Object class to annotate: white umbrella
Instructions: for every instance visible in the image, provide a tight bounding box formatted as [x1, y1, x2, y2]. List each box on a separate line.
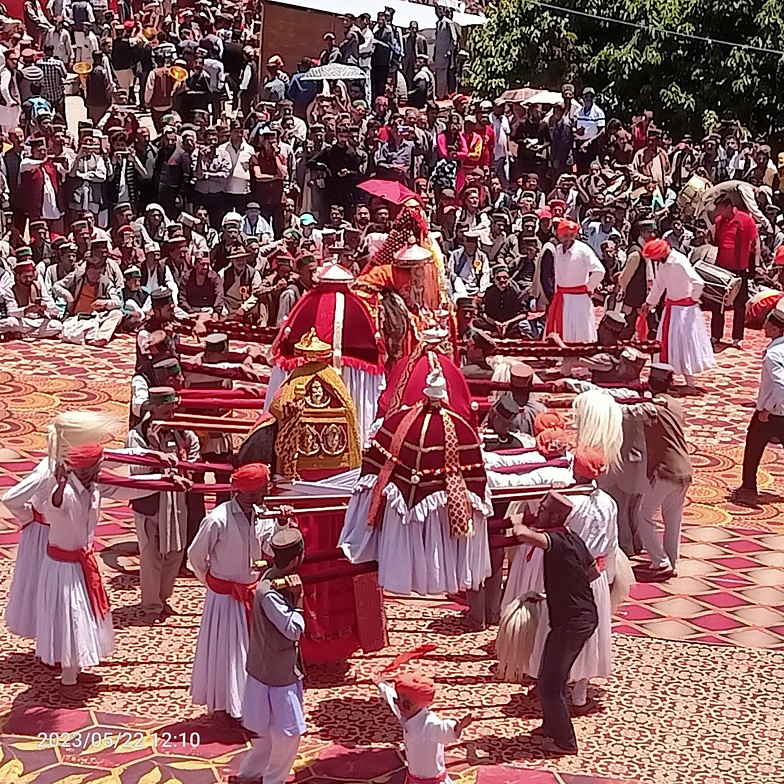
[522, 90, 564, 106]
[302, 64, 367, 81]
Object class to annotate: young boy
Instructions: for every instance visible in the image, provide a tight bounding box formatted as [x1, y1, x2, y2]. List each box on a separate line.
[374, 671, 472, 783]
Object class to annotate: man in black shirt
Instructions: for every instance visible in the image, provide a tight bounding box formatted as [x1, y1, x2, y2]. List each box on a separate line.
[313, 127, 363, 210]
[477, 264, 531, 337]
[513, 491, 598, 754]
[370, 11, 395, 98]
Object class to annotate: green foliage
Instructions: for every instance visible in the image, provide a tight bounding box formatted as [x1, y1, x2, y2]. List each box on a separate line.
[465, 0, 784, 137]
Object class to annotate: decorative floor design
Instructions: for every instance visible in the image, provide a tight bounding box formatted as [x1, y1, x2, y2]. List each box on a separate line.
[1, 557, 782, 784]
[1, 327, 784, 782]
[618, 525, 784, 649]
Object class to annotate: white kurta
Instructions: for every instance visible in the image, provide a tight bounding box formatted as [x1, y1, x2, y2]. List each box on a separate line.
[125, 426, 200, 556]
[552, 239, 604, 342]
[61, 310, 124, 345]
[1, 281, 62, 338]
[646, 250, 715, 378]
[502, 486, 618, 682]
[377, 680, 459, 783]
[34, 474, 115, 669]
[339, 475, 492, 596]
[33, 470, 160, 668]
[2, 458, 54, 638]
[241, 590, 307, 737]
[188, 499, 282, 718]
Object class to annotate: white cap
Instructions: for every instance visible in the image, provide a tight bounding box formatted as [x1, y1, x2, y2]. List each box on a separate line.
[144, 241, 160, 253]
[319, 262, 354, 283]
[394, 243, 431, 264]
[769, 298, 784, 325]
[222, 211, 242, 227]
[422, 327, 448, 344]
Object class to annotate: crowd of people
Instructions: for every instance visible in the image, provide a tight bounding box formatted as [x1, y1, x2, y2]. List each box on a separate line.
[2, 1, 784, 783]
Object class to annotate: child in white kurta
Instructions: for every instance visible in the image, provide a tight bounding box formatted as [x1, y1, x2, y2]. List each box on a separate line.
[33, 445, 167, 688]
[2, 458, 55, 638]
[643, 246, 715, 385]
[375, 672, 471, 784]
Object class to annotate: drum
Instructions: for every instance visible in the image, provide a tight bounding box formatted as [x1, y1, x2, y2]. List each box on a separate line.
[694, 260, 742, 311]
[677, 174, 712, 211]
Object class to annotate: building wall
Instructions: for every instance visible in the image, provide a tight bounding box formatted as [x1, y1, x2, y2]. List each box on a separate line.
[261, 3, 342, 71]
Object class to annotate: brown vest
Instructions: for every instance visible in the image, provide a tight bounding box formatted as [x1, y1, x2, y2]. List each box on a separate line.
[246, 569, 304, 687]
[150, 68, 174, 108]
[12, 280, 41, 307]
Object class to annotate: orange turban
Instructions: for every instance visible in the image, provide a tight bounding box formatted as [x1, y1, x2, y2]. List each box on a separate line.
[533, 409, 565, 434]
[556, 219, 580, 239]
[66, 443, 104, 468]
[641, 238, 671, 260]
[231, 462, 270, 492]
[396, 672, 436, 707]
[536, 427, 568, 459]
[573, 445, 607, 479]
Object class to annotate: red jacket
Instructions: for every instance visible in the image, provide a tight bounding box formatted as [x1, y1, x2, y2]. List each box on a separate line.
[715, 210, 758, 272]
[20, 159, 60, 220]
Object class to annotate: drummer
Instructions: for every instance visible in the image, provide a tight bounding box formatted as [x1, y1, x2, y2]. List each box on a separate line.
[707, 194, 759, 349]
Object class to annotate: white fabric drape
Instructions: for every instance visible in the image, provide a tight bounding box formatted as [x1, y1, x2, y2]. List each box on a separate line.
[339, 474, 492, 595]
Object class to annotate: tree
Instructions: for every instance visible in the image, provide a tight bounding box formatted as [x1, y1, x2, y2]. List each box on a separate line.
[465, 0, 784, 137]
[464, 0, 588, 96]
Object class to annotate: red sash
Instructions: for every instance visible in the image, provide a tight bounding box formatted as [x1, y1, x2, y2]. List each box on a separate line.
[46, 543, 110, 621]
[206, 572, 258, 626]
[634, 311, 649, 341]
[405, 772, 448, 784]
[660, 298, 697, 362]
[544, 285, 590, 337]
[21, 506, 49, 531]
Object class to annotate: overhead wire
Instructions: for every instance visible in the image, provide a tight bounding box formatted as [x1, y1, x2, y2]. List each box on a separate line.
[532, 0, 784, 57]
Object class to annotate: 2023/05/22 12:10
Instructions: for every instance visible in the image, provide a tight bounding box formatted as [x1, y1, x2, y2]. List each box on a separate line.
[36, 731, 202, 750]
[155, 732, 202, 749]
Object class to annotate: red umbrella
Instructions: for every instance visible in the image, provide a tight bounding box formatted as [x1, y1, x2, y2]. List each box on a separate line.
[357, 178, 422, 205]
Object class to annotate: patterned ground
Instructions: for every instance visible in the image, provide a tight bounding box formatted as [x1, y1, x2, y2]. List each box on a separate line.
[0, 325, 783, 783]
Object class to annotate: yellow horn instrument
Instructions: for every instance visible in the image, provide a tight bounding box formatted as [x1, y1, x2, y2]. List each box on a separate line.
[73, 60, 92, 89]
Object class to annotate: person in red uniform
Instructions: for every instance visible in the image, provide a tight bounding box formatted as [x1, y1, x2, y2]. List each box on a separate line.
[710, 194, 759, 348]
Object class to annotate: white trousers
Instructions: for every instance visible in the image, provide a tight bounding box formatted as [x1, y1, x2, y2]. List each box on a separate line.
[639, 477, 688, 570]
[61, 310, 123, 345]
[239, 730, 301, 784]
[0, 316, 20, 334]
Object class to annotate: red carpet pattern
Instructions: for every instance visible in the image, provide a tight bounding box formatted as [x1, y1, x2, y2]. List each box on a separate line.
[0, 559, 782, 784]
[1, 331, 784, 783]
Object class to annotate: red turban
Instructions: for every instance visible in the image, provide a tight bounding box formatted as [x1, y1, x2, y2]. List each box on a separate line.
[533, 410, 565, 435]
[641, 238, 671, 260]
[231, 463, 270, 492]
[396, 672, 436, 707]
[66, 443, 104, 468]
[775, 246, 784, 266]
[573, 445, 607, 479]
[536, 427, 568, 459]
[556, 219, 580, 239]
